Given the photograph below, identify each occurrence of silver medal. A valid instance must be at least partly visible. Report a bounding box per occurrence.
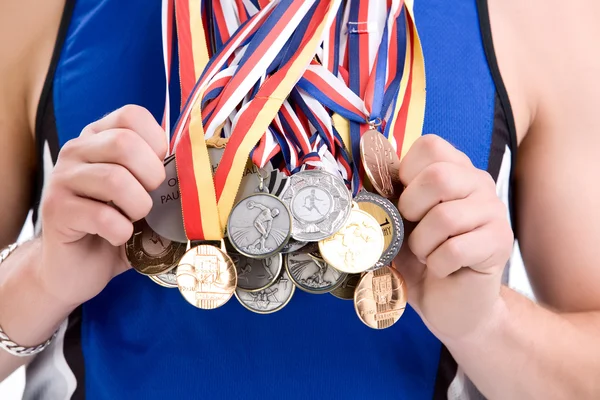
[285,252,347,294]
[279,238,308,254]
[235,269,295,314]
[355,191,404,269]
[280,170,352,242]
[227,193,292,258]
[149,268,178,288]
[229,252,282,292]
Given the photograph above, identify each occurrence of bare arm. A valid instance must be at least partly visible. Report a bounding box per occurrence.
[443,1,600,398]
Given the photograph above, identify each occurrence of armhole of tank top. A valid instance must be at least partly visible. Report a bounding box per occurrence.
[31,0,76,223]
[476,0,519,233]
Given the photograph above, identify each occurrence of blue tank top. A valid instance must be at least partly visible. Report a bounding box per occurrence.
[26,1,517,399]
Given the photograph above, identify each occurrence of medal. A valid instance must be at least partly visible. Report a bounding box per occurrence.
[354,266,407,329]
[176,243,237,310]
[355,191,404,269]
[285,252,346,294]
[280,170,352,242]
[330,273,362,300]
[229,252,282,292]
[126,219,186,276]
[318,203,384,274]
[359,130,403,199]
[235,269,295,314]
[149,268,178,289]
[279,238,308,254]
[227,193,292,258]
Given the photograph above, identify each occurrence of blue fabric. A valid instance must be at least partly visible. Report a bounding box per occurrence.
[52,0,495,398]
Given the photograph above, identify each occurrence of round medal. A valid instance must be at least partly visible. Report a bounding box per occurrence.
[280,170,352,242]
[318,205,384,274]
[227,193,292,258]
[279,238,308,254]
[330,273,362,300]
[229,252,282,292]
[126,219,186,276]
[359,130,403,199]
[355,191,404,269]
[285,252,346,294]
[176,245,237,310]
[149,268,178,288]
[235,270,295,314]
[354,266,407,329]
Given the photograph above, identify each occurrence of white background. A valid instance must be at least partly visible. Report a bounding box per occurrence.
[0,221,534,399]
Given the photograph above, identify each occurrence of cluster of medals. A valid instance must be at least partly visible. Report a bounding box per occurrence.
[124,0,424,330]
[126,129,408,329]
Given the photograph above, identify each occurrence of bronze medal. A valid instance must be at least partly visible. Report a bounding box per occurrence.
[359,129,403,199]
[126,219,186,276]
[354,266,407,329]
[176,244,237,310]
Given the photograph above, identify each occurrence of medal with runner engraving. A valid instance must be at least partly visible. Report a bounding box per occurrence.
[126,218,186,276]
[285,252,346,294]
[280,170,352,242]
[318,203,384,274]
[149,268,178,288]
[235,269,295,314]
[229,252,282,292]
[176,243,237,310]
[359,130,403,199]
[330,273,362,300]
[354,266,407,329]
[355,191,404,269]
[227,193,292,258]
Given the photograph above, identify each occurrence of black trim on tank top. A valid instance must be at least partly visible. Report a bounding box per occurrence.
[476,0,519,230]
[32,0,76,226]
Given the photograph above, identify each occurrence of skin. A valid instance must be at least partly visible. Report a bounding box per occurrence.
[1,0,599,398]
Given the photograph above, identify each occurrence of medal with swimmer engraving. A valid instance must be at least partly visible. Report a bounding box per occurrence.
[280,170,352,242]
[126,218,186,276]
[227,193,292,258]
[176,245,237,310]
[355,191,404,269]
[354,266,407,329]
[285,252,346,294]
[229,252,282,292]
[318,204,385,274]
[149,268,178,288]
[235,270,295,314]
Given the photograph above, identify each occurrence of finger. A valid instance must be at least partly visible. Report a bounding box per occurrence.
[60,129,166,191]
[408,196,505,263]
[80,104,168,159]
[399,162,495,221]
[399,135,472,185]
[57,196,134,246]
[425,222,513,279]
[65,163,153,221]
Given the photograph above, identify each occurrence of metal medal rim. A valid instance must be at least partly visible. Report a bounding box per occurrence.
[359,129,401,199]
[282,170,353,242]
[176,244,238,310]
[233,253,283,293]
[226,192,292,259]
[318,208,386,274]
[148,273,178,288]
[329,273,362,300]
[234,271,296,315]
[126,220,186,276]
[355,191,405,269]
[279,238,308,254]
[353,266,408,330]
[284,252,347,295]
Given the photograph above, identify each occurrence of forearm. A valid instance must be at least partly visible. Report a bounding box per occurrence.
[444,286,600,399]
[0,240,76,381]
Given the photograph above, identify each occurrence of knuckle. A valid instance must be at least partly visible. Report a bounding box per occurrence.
[40,188,63,222]
[57,138,80,160]
[433,203,458,232]
[478,169,496,191]
[444,238,465,265]
[107,129,137,157]
[424,163,450,189]
[116,104,150,126]
[99,165,128,193]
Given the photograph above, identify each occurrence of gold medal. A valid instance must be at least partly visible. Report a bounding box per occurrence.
[354,266,407,329]
[318,203,384,274]
[176,243,237,310]
[126,219,186,276]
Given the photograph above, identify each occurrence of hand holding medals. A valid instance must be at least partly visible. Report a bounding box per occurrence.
[124,0,426,329]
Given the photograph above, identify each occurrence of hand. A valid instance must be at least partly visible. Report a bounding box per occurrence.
[393,135,513,341]
[38,105,167,306]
